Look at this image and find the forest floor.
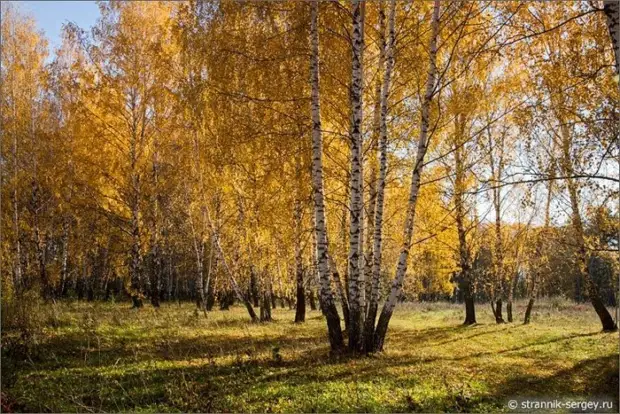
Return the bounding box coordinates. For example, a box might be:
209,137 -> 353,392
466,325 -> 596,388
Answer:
2,300 -> 618,413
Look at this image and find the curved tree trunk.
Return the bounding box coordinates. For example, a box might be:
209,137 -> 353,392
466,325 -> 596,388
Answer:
364,0 -> 394,354
310,0 -> 344,351
373,0 -> 441,352
559,122 -> 616,332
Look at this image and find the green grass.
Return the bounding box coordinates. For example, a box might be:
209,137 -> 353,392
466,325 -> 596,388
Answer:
2,300 -> 618,412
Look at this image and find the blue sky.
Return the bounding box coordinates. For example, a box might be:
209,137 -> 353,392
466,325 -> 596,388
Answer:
14,1 -> 100,50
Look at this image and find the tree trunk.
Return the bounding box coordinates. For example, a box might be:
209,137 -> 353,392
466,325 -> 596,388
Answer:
295,270 -> 306,322
487,125 -> 506,325
203,238 -> 215,313
494,299 -> 505,323
308,288 -> 317,311
454,116 -> 476,326
212,231 -> 258,321
523,298 -> 535,325
130,138 -> 143,309
310,0 -> 344,351
260,288 -> 272,322
559,122 -> 617,332
373,0 -> 440,352
462,276 -> 476,325
330,257 -> 350,331
12,105 -> 23,295
363,0 -> 384,312
194,246 -> 205,310
506,300 -> 513,323
150,144 -> 162,308
346,0 -> 366,353
364,0 -> 394,354
58,219 -> 70,297
507,273 -> 518,323
250,269 -> 260,307
524,174 -> 553,324
294,186 -> 305,322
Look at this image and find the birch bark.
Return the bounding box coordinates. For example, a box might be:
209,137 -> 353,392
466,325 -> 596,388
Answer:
373,0 -> 441,352
347,0 -> 366,352
364,0 -> 395,353
310,0 -> 344,350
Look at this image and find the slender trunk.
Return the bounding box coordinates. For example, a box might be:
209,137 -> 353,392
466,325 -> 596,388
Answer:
330,256 -> 350,330
150,246 -> 161,308
260,273 -> 273,322
203,238 -> 214,313
558,120 -> 616,330
454,116 -> 476,326
130,136 -> 143,308
506,300 -> 513,323
346,0 -> 366,352
567,180 -> 616,331
12,92 -> 22,295
250,269 -> 260,307
374,0 -> 440,352
270,279 -> 277,310
523,298 -> 535,325
167,250 -> 173,301
525,174 -> 553,324
364,0 -> 394,353
294,194 -> 306,322
507,272 -> 518,322
310,0 -> 344,350
59,219 -> 70,297
150,146 -> 161,308
488,127 -> 505,322
364,0 -> 385,311
194,241 -> 205,310
295,271 -> 306,322
208,212 -> 257,321
206,253 -> 217,312
32,183 -> 50,299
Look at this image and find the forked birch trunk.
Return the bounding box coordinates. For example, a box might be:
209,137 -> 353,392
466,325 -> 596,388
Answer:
373,0 -> 441,352
364,0 -> 395,353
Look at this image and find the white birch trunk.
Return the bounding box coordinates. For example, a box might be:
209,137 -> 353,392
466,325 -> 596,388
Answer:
364,0 -> 386,314
364,0 -> 395,352
347,0 -> 366,352
11,82 -> 22,294
310,0 -> 344,350
373,0 -> 440,351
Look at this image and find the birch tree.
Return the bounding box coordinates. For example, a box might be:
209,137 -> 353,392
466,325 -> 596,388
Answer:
310,0 -> 344,350
347,0 -> 366,352
373,0 -> 441,352
363,0 -> 396,353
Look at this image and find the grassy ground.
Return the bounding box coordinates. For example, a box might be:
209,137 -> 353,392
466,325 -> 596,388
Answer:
2,300 -> 618,413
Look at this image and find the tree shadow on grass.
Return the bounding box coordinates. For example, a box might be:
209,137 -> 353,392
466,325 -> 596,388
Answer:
386,323 -> 503,348
386,325 -> 604,364
480,354 -> 619,411
4,316 -> 618,412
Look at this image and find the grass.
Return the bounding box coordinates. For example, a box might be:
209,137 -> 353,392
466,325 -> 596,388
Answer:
2,300 -> 618,412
